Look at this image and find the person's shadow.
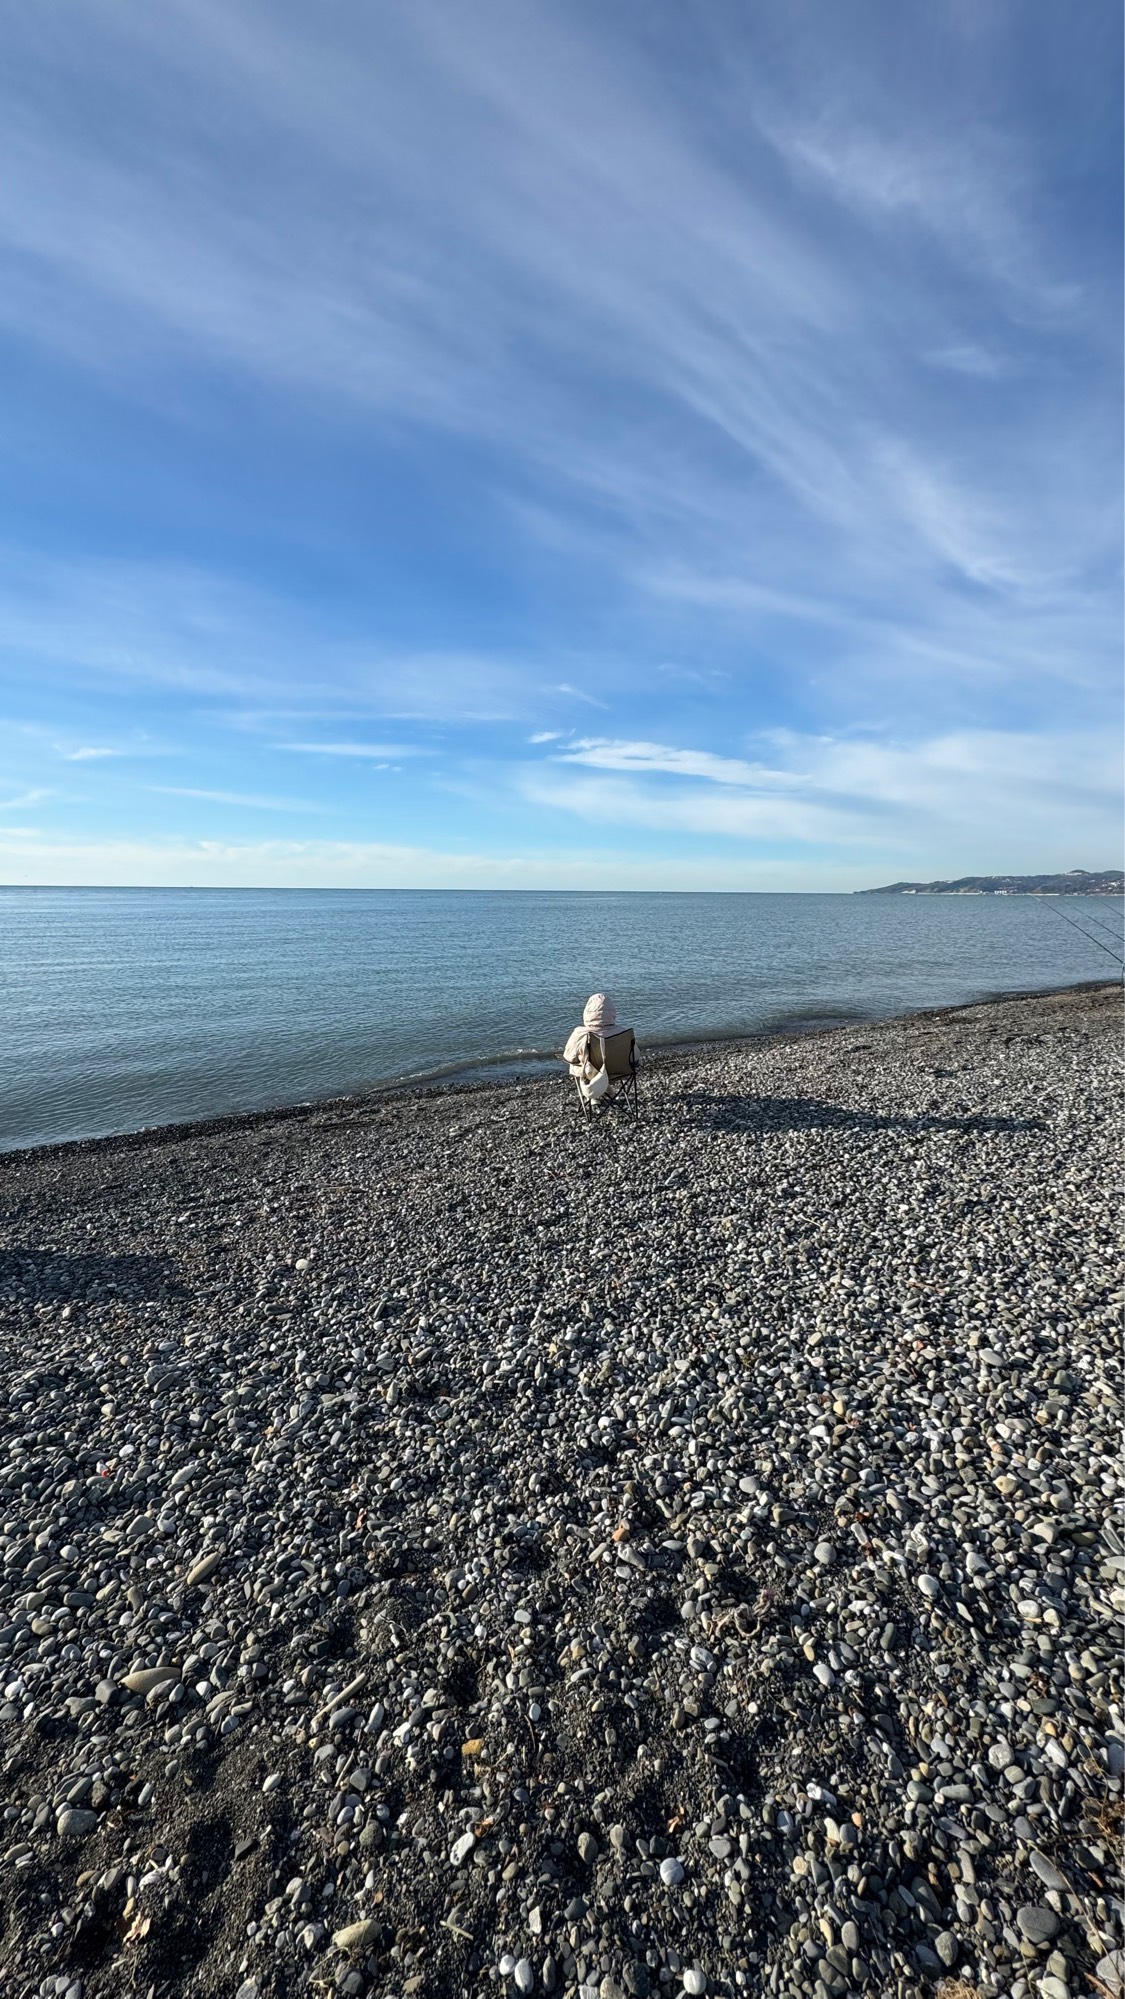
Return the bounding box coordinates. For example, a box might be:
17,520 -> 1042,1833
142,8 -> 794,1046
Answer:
675,1091 -> 1044,1137
0,1247 -> 184,1304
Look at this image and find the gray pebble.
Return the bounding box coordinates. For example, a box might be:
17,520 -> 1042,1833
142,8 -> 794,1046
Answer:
1017,1905 -> 1060,1944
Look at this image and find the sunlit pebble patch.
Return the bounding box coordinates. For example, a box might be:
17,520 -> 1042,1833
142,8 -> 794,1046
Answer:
0,984 -> 1120,1999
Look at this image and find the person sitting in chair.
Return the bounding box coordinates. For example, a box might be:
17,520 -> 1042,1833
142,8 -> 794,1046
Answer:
562,993 -> 639,1113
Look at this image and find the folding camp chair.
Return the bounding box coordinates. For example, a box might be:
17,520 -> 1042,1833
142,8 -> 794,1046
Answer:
572,1027 -> 640,1118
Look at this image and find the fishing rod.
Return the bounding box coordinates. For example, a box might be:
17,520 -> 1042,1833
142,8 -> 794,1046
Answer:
1061,901 -> 1125,945
1037,894 -> 1125,969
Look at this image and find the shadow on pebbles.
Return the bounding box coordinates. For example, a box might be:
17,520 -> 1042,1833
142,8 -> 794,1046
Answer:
0,983 -> 1121,1999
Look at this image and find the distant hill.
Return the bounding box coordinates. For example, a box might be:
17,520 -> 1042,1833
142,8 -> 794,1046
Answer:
858,870 -> 1123,896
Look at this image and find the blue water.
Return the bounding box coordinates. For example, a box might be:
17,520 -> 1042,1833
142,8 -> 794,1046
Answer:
1,888 -> 1120,1152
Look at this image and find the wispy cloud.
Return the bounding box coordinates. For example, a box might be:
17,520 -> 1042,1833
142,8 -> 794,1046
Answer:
0,788 -> 49,811
60,745 -> 120,761
924,344 -> 1008,379
0,549 -> 554,720
147,785 -> 327,812
554,683 -> 609,709
526,728 -> 1122,870
275,742 -> 425,760
557,738 -> 804,788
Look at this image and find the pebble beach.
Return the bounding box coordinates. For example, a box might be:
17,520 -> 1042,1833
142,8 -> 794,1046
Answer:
0,981 -> 1120,1999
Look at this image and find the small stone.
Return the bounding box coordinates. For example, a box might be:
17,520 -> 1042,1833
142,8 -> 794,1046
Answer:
935,1931 -> 958,1967
185,1550 -> 225,1587
515,1959 -> 535,1995
577,1831 -> 599,1865
1029,1849 -> 1068,1892
659,1856 -> 684,1886
917,1574 -> 940,1598
1016,1905 -> 1059,1944
120,1666 -> 179,1696
813,1661 -> 834,1687
333,1919 -> 381,1950
450,1831 -> 476,1865
1095,1952 -> 1124,1999
262,1772 -> 282,1794
813,1541 -> 835,1565
682,1970 -> 706,1997
56,1808 -> 98,1838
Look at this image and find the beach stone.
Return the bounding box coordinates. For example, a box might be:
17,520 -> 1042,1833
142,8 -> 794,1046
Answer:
333,1919 -> 380,1950
185,1550 -> 224,1586
659,1857 -> 684,1886
120,1667 -> 178,1696
682,1971 -> 705,1996
1029,1850 -> 1068,1892
1016,1906 -> 1059,1944
56,1809 -> 97,1838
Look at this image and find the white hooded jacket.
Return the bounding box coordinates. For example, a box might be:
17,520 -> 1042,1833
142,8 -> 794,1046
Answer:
563,991 -> 617,1070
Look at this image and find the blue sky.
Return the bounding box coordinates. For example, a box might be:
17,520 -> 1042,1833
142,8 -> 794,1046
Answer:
0,0 -> 1120,888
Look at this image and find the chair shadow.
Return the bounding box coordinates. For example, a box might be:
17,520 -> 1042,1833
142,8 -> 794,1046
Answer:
0,1246 -> 185,1304
675,1091 -> 1045,1137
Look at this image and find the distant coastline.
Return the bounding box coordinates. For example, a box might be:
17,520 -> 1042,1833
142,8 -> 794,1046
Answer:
858,868 -> 1123,896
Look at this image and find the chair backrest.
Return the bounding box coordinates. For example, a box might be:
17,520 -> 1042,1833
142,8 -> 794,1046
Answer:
596,1028 -> 635,1079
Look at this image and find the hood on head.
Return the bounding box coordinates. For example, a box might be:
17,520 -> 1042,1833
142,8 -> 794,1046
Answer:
583,992 -> 616,1029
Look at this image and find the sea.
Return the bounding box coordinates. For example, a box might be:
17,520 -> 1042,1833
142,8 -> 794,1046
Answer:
2,887 -> 1121,1153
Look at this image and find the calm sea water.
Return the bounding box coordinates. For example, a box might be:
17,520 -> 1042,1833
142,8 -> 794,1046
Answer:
1,888 -> 1121,1152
